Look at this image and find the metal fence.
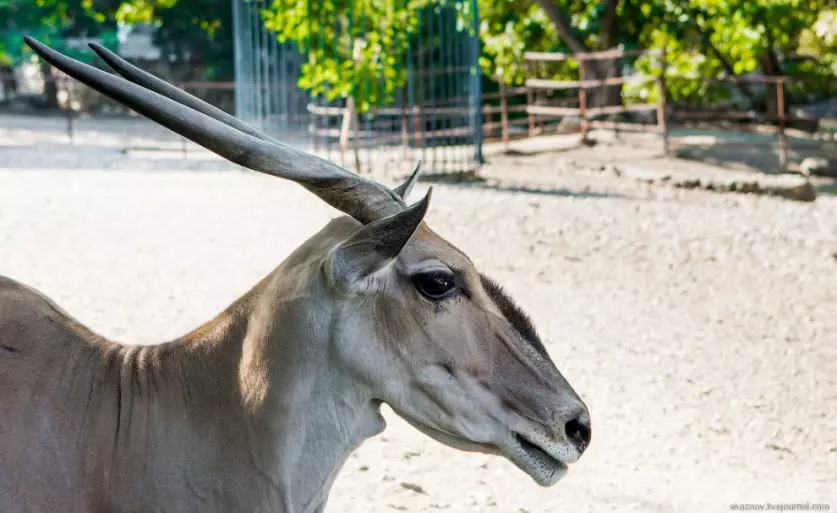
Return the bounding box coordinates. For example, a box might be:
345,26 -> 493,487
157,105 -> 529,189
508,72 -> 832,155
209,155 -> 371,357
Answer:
231,0 -> 483,176
2,20 -> 834,180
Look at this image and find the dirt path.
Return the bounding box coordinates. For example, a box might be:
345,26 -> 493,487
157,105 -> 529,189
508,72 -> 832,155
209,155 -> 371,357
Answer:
1,118 -> 835,511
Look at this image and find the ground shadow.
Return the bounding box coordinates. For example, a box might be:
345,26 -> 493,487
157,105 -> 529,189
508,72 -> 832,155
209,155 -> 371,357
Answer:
814,179 -> 837,196
675,144 -> 785,174
673,130 -> 837,176
0,142 -> 242,172
437,179 -> 635,200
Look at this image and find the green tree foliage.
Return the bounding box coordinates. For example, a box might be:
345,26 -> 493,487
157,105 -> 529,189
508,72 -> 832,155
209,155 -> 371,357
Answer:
261,0 -> 476,113
478,0 -> 663,86
0,0 -> 120,66
0,0 -> 120,106
114,0 -> 234,80
2,0 -> 834,112
627,0 -> 835,110
0,0 -> 232,78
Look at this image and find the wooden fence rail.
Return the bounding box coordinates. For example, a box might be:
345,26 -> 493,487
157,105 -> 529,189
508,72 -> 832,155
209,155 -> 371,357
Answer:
4,63 -> 833,170
520,47 -> 835,168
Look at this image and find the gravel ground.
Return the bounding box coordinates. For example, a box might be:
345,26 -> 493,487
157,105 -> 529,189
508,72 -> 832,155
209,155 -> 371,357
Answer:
2,117 -> 836,512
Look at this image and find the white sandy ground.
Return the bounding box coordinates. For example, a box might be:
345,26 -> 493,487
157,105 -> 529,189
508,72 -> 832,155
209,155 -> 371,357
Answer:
1,116 -> 836,512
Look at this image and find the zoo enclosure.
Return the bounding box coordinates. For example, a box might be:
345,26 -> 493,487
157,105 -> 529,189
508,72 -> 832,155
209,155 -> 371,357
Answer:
231,0 -> 484,176
3,15 -> 834,176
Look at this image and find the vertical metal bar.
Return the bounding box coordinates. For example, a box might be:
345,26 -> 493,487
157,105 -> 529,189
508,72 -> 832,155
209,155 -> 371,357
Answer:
416,7 -> 426,163
444,3 -> 454,171
776,77 -> 787,170
268,22 -> 279,137
278,36 -> 287,136
406,4 -> 417,160
378,1 -> 388,164
437,1 -> 448,171
362,0 -> 371,174
255,3 -> 264,131
315,0 -> 326,153
348,5 -> 362,174
246,1 -> 255,123
428,2 -> 438,169
337,13 -> 349,165
259,1 -> 269,132
325,3 -> 339,163
304,0 -> 314,150
397,0 -> 409,161
386,0 -> 397,163
239,0 -> 253,123
232,0 -> 243,118
468,0 -> 483,166
456,12 -> 466,170
263,3 -> 272,132
263,23 -> 272,135
656,45 -> 669,156
251,2 -> 262,130
250,3 -> 258,125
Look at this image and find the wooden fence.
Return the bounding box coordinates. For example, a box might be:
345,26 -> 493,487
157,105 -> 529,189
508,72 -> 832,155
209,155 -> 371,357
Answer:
516,48 -> 836,170
522,47 -> 669,152
4,62 -> 834,171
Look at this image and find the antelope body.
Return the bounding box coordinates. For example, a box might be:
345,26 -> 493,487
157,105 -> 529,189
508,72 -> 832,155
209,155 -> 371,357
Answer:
0,38 -> 591,512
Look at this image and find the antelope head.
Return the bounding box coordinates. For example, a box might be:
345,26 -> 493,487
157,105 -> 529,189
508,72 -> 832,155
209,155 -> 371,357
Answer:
25,37 -> 590,487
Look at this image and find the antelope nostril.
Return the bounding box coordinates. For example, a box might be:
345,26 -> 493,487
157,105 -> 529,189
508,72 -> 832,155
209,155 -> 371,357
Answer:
565,413 -> 591,454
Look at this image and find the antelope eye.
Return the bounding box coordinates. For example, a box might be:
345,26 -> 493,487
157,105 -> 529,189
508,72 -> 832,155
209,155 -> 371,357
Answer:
412,270 -> 457,300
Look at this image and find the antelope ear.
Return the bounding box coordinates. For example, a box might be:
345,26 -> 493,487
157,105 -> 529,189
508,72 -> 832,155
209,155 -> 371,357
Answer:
327,188 -> 432,294
392,161 -> 422,200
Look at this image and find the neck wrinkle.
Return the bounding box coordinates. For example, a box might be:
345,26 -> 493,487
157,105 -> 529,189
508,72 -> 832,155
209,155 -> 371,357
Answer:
174,277 -> 382,513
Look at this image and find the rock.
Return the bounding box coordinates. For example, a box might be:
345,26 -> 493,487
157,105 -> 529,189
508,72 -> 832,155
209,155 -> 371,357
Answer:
765,174 -> 817,202
556,116 -> 582,134
400,482 -> 426,494
799,157 -> 837,178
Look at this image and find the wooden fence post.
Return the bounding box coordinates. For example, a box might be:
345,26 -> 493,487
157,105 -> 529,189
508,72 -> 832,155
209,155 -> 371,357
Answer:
776,78 -> 787,170
579,57 -> 589,142
526,60 -> 535,137
500,79 -> 510,148
413,105 -> 423,151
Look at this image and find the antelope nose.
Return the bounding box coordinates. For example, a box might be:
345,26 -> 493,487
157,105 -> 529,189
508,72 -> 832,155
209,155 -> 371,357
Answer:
564,411 -> 591,454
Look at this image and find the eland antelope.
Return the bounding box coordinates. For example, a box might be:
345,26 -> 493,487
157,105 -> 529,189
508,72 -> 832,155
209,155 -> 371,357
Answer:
0,37 -> 591,512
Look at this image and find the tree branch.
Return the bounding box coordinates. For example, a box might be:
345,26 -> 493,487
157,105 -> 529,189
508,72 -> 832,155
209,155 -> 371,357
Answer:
599,0 -> 619,49
705,40 -> 758,102
533,0 -> 589,54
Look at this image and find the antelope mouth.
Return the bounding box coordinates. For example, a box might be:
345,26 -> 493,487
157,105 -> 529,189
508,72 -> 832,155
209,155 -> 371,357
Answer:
508,432 -> 569,487
394,408 -> 569,486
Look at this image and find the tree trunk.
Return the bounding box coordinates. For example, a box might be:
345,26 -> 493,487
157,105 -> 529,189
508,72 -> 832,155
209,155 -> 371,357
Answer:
760,50 -> 782,118
585,59 -> 622,109
535,0 -> 623,109
0,65 -> 17,101
40,62 -> 60,109
533,0 -> 589,54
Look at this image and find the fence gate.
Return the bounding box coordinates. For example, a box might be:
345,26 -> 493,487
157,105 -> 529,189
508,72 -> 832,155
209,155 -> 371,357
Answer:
232,0 -> 483,176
